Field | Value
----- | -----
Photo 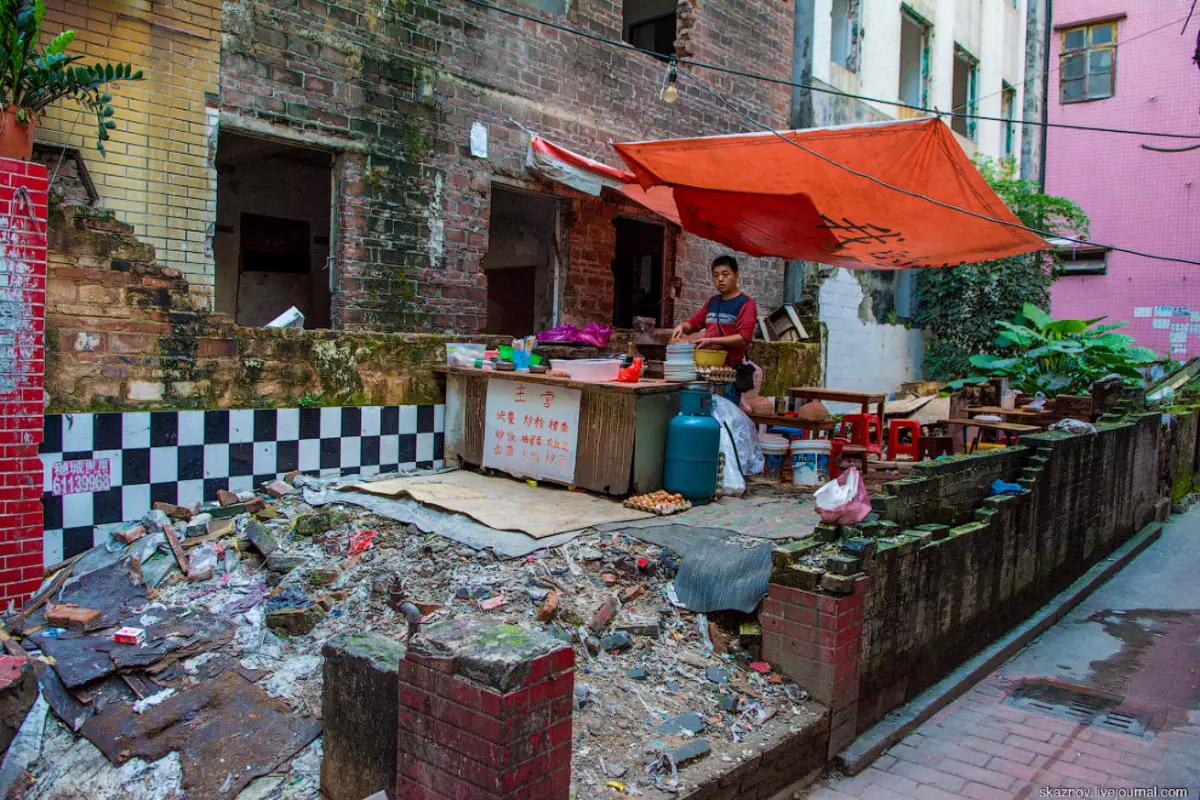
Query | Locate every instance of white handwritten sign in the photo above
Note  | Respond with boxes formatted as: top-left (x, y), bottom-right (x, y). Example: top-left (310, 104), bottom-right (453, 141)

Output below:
top-left (51, 459), bottom-right (111, 496)
top-left (482, 380), bottom-right (582, 484)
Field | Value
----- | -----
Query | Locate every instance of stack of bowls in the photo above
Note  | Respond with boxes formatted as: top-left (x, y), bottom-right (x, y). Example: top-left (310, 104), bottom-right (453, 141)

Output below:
top-left (663, 342), bottom-right (697, 382)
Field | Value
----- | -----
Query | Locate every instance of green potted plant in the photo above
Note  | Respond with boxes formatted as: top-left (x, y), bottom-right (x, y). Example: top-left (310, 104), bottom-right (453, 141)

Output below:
top-left (0, 0), bottom-right (143, 160)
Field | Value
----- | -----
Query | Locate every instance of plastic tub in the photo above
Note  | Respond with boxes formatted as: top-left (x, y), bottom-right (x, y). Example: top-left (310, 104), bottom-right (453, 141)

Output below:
top-left (694, 349), bottom-right (728, 367)
top-left (760, 439), bottom-right (790, 481)
top-left (548, 358), bottom-right (621, 382)
top-left (791, 439), bottom-right (832, 487)
top-left (446, 342), bottom-right (485, 368)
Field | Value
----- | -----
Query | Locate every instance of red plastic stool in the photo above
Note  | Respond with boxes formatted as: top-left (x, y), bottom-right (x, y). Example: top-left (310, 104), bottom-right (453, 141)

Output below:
top-left (887, 419), bottom-right (921, 461)
top-left (836, 413), bottom-right (882, 458)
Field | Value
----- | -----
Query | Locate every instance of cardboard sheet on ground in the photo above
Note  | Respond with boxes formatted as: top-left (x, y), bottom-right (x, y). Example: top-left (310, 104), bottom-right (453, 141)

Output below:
top-left (343, 471), bottom-right (649, 538)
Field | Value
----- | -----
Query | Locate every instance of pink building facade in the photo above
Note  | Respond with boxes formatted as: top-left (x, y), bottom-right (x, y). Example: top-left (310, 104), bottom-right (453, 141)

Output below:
top-left (1046, 0), bottom-right (1200, 358)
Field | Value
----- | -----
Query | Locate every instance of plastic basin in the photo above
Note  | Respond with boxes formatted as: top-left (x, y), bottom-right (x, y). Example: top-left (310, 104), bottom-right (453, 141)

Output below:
top-left (695, 349), bottom-right (728, 367)
top-left (548, 358), bottom-right (621, 382)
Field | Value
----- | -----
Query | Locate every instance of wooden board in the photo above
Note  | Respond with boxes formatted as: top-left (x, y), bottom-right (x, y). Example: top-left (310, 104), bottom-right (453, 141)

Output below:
top-left (344, 471), bottom-right (651, 538)
top-left (939, 418), bottom-right (1042, 433)
top-left (434, 366), bottom-right (681, 395)
top-left (787, 386), bottom-right (887, 405)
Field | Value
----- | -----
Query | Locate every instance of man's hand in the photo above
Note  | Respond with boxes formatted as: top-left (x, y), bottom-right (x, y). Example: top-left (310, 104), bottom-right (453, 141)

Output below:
top-left (695, 338), bottom-right (713, 349)
top-left (671, 323), bottom-right (688, 340)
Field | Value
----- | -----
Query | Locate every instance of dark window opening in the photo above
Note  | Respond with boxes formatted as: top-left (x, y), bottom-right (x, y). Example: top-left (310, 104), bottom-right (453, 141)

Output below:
top-left (1058, 246), bottom-right (1108, 275)
top-left (623, 0), bottom-right (676, 58)
top-left (898, 8), bottom-right (930, 109)
top-left (482, 186), bottom-right (560, 336)
top-left (612, 217), bottom-right (665, 329)
top-left (951, 46), bottom-right (978, 139)
top-left (831, 0), bottom-right (856, 71)
top-left (215, 131), bottom-right (334, 328)
top-left (1001, 83), bottom-right (1017, 158)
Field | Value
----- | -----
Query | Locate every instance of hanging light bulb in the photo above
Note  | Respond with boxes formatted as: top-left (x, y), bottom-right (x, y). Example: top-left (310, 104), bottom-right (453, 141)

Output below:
top-left (661, 59), bottom-right (679, 104)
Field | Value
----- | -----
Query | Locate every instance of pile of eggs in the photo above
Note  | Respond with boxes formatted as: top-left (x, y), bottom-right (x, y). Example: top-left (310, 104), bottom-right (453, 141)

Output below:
top-left (624, 490), bottom-right (692, 515)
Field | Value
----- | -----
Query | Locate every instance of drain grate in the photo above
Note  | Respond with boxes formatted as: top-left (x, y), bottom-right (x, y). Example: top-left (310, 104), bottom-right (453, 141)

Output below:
top-left (1003, 682), bottom-right (1152, 740)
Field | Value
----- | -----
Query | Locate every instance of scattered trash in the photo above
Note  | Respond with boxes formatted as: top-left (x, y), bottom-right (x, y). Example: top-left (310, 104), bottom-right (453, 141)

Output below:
top-left (264, 305), bottom-right (305, 329)
top-left (348, 529), bottom-right (378, 556)
top-left (132, 688), bottom-right (175, 714)
top-left (112, 627), bottom-right (145, 646)
top-left (814, 468), bottom-right (872, 525)
top-left (1050, 418), bottom-right (1097, 435)
top-left (990, 479), bottom-right (1025, 496)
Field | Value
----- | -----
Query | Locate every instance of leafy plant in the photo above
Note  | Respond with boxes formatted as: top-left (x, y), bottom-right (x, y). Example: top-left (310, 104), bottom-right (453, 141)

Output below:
top-left (0, 0), bottom-right (143, 153)
top-left (947, 302), bottom-right (1158, 396)
top-left (916, 157), bottom-right (1090, 380)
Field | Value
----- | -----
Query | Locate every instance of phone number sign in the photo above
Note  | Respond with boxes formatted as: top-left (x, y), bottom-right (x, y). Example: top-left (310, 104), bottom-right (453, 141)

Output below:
top-left (482, 380), bottom-right (582, 484)
top-left (51, 459), bottom-right (112, 496)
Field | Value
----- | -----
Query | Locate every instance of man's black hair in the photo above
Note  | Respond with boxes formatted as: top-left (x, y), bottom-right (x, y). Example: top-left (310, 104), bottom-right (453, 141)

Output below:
top-left (711, 255), bottom-right (739, 273)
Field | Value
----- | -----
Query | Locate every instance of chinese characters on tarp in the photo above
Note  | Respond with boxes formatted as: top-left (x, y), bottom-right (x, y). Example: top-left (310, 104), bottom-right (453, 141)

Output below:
top-left (482, 380), bottom-right (583, 483)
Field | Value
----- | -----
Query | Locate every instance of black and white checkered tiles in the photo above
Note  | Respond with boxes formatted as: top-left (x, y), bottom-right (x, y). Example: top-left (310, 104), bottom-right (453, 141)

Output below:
top-left (39, 405), bottom-right (445, 565)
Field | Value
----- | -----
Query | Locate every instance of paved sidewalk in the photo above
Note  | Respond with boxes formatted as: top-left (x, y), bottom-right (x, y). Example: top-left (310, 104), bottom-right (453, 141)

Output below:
top-left (804, 508), bottom-right (1200, 799)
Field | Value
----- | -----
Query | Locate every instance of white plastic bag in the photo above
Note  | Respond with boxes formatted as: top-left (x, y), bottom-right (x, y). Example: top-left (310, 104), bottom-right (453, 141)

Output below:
top-left (712, 395), bottom-right (764, 476)
top-left (814, 468), bottom-right (872, 525)
top-left (717, 423), bottom-right (745, 497)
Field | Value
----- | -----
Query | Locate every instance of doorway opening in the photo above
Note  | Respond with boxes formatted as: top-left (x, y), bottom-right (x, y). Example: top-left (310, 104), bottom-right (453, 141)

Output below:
top-left (482, 186), bottom-right (559, 336)
top-left (214, 131), bottom-right (334, 328)
top-left (612, 217), bottom-right (665, 329)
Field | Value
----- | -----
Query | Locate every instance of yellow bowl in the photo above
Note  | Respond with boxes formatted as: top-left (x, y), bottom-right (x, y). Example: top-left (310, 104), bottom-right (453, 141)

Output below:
top-left (694, 349), bottom-right (728, 367)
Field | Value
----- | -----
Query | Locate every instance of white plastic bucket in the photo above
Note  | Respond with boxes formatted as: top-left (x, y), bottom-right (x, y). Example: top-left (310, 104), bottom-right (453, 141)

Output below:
top-left (791, 439), bottom-right (832, 487)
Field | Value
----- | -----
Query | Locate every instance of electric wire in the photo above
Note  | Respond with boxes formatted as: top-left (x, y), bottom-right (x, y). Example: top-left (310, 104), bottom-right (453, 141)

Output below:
top-left (672, 64), bottom-right (1200, 267)
top-left (460, 0), bottom-right (1200, 140)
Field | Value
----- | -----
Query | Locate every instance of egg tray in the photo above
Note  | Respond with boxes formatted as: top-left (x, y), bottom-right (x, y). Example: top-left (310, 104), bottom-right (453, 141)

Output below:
top-left (624, 491), bottom-right (693, 516)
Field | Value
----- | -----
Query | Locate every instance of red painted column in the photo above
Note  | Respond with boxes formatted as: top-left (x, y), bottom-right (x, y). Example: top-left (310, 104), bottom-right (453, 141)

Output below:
top-left (396, 618), bottom-right (574, 800)
top-left (0, 158), bottom-right (47, 605)
top-left (762, 577), bottom-right (866, 759)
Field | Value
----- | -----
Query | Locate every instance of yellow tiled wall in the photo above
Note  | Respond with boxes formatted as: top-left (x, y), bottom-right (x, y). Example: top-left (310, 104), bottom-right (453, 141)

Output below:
top-left (37, 0), bottom-right (219, 296)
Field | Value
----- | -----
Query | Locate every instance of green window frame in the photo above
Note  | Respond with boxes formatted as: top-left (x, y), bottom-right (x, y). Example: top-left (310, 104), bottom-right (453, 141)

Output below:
top-left (1061, 21), bottom-right (1116, 103)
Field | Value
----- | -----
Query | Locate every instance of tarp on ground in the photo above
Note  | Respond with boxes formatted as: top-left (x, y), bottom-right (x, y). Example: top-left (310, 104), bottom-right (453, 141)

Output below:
top-left (613, 117), bottom-right (1049, 269)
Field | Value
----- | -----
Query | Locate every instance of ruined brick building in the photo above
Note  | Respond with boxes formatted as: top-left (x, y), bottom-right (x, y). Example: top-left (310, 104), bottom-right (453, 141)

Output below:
top-left (37, 0), bottom-right (796, 335)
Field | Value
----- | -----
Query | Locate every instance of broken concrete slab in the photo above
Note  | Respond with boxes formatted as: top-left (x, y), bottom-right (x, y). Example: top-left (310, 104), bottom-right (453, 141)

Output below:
top-left (409, 617), bottom-right (569, 694)
top-left (266, 607), bottom-right (324, 637)
top-left (656, 711), bottom-right (704, 736)
top-left (244, 520), bottom-right (278, 558)
top-left (79, 670), bottom-right (321, 799)
top-left (599, 632), bottom-right (633, 653)
top-left (667, 738), bottom-right (711, 766)
top-left (320, 633), bottom-right (406, 800)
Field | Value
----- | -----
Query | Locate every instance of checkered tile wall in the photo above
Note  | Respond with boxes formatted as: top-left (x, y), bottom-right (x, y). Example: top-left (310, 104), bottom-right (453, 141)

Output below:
top-left (39, 405), bottom-right (445, 565)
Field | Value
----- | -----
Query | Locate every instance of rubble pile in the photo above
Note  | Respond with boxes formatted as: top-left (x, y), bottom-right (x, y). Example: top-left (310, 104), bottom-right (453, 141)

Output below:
top-left (0, 471), bottom-right (826, 799)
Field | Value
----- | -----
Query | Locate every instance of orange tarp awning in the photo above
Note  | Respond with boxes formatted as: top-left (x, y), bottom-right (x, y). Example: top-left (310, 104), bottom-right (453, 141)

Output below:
top-left (613, 118), bottom-right (1048, 269)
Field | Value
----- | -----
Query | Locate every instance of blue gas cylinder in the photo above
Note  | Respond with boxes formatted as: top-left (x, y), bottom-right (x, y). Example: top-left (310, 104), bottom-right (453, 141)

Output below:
top-left (664, 386), bottom-right (722, 503)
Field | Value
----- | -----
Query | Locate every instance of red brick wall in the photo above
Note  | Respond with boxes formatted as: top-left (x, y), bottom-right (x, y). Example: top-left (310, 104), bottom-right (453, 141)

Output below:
top-left (220, 0), bottom-right (793, 333)
top-left (0, 159), bottom-right (49, 603)
top-left (762, 578), bottom-right (867, 759)
top-left (396, 642), bottom-right (574, 799)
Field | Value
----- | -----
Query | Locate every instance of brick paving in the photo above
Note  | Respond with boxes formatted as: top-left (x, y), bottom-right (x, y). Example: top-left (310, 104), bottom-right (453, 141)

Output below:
top-left (803, 509), bottom-right (1200, 799)
top-left (804, 678), bottom-right (1200, 798)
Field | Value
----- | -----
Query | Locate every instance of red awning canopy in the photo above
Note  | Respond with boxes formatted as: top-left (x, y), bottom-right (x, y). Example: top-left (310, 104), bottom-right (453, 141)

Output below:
top-left (526, 136), bottom-right (682, 225)
top-left (613, 118), bottom-right (1048, 269)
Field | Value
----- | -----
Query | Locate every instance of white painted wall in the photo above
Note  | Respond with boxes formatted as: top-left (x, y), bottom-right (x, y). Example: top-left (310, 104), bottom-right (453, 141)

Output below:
top-left (819, 270), bottom-right (927, 400)
top-left (812, 0), bottom-right (1028, 396)
top-left (814, 0), bottom-right (1027, 164)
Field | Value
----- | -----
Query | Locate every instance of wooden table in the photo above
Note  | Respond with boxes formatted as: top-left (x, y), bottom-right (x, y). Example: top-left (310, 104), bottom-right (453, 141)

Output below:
top-left (966, 406), bottom-right (1038, 417)
top-left (939, 417), bottom-right (1042, 454)
top-left (789, 387), bottom-right (887, 438)
top-left (745, 412), bottom-right (835, 433)
top-left (433, 366), bottom-right (680, 495)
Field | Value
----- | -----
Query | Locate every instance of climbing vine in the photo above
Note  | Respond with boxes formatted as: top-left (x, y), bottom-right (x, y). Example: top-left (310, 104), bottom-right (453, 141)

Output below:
top-left (915, 157), bottom-right (1091, 380)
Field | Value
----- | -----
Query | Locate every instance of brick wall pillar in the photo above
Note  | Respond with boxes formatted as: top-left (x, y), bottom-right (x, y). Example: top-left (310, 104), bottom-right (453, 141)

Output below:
top-left (762, 578), bottom-right (866, 760)
top-left (0, 159), bottom-right (48, 604)
top-left (395, 618), bottom-right (574, 800)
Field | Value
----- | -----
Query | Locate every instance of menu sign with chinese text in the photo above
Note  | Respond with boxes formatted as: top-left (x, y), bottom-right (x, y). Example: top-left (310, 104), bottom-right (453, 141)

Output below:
top-left (482, 380), bottom-right (582, 483)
